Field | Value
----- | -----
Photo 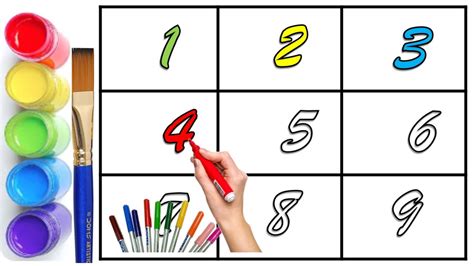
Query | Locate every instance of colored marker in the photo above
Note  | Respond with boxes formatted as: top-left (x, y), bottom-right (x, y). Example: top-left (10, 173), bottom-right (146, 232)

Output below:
top-left (169, 200), bottom-right (188, 252)
top-left (153, 201), bottom-right (161, 252)
top-left (132, 210), bottom-right (144, 252)
top-left (161, 202), bottom-right (173, 252)
top-left (123, 205), bottom-right (138, 252)
top-left (198, 227), bottom-right (221, 252)
top-left (189, 222), bottom-right (215, 253)
top-left (189, 140), bottom-right (235, 202)
top-left (144, 199), bottom-right (152, 252)
top-left (109, 216), bottom-right (128, 252)
top-left (178, 211), bottom-right (204, 252)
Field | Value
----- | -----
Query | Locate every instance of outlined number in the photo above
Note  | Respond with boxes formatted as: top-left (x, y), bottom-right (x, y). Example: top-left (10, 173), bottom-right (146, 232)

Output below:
top-left (392, 189), bottom-right (424, 237)
top-left (393, 26), bottom-right (433, 70)
top-left (281, 110), bottom-right (319, 153)
top-left (274, 24), bottom-right (308, 68)
top-left (267, 190), bottom-right (303, 237)
top-left (160, 24), bottom-right (181, 69)
top-left (408, 110), bottom-right (441, 153)
top-left (163, 109), bottom-right (197, 153)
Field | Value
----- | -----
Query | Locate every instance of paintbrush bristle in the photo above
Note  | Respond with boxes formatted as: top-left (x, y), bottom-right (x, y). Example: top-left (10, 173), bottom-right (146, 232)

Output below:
top-left (72, 48), bottom-right (94, 92)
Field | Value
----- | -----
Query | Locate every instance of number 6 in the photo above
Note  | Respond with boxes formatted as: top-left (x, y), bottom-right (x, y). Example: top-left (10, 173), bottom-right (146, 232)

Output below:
top-left (408, 110), bottom-right (441, 153)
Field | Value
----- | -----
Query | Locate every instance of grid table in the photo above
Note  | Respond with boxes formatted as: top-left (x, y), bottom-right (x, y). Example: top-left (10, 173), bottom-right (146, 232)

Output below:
top-left (99, 5), bottom-right (467, 260)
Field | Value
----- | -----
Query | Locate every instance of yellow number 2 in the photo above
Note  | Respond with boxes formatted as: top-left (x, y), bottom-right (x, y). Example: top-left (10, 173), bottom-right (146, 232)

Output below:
top-left (274, 24), bottom-right (308, 68)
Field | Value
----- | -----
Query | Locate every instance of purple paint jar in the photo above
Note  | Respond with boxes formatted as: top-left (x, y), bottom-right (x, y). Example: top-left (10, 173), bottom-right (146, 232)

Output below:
top-left (6, 203), bottom-right (71, 258)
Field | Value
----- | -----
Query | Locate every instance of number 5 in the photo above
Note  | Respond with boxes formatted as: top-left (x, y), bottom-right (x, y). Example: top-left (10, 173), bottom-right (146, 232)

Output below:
top-left (281, 110), bottom-right (319, 153)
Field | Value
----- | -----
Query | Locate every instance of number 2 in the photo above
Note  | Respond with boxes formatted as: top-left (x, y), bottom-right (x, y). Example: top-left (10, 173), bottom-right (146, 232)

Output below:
top-left (393, 26), bottom-right (433, 70)
top-left (160, 24), bottom-right (181, 69)
top-left (281, 110), bottom-right (319, 153)
top-left (274, 24), bottom-right (308, 68)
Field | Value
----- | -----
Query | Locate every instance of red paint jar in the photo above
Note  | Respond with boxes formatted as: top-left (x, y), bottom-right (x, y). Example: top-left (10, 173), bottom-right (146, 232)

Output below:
top-left (5, 13), bottom-right (70, 69)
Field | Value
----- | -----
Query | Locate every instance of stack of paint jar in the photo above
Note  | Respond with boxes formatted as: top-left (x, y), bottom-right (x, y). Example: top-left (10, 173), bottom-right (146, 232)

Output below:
top-left (3, 13), bottom-right (72, 258)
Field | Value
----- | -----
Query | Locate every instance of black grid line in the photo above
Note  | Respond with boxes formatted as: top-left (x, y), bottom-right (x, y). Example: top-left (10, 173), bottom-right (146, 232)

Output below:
top-left (98, 5), bottom-right (467, 261)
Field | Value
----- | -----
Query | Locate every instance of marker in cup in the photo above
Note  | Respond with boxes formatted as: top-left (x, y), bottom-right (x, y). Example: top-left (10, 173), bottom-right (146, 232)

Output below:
top-left (132, 210), bottom-right (144, 252)
top-left (169, 200), bottom-right (188, 252)
top-left (144, 199), bottom-right (152, 252)
top-left (153, 201), bottom-right (161, 252)
top-left (161, 202), bottom-right (173, 252)
top-left (178, 211), bottom-right (204, 252)
top-left (197, 227), bottom-right (221, 252)
top-left (123, 205), bottom-right (137, 252)
top-left (189, 222), bottom-right (215, 253)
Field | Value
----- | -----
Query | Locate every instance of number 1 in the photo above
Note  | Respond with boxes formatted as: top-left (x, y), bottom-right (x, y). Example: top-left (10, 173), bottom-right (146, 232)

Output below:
top-left (160, 25), bottom-right (181, 69)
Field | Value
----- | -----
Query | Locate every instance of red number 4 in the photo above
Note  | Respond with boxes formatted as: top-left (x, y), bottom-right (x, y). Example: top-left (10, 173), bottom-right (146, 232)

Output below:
top-left (163, 109), bottom-right (198, 153)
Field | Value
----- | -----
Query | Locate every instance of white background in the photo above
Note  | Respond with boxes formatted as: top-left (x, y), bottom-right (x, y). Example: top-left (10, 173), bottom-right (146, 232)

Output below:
top-left (220, 8), bottom-right (340, 90)
top-left (344, 8), bottom-right (464, 90)
top-left (102, 92), bottom-right (216, 174)
top-left (1, 1), bottom-right (473, 266)
top-left (344, 176), bottom-right (464, 258)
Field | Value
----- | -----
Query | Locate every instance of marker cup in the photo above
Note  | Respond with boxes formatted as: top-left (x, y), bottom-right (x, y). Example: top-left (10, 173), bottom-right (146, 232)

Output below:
top-left (6, 62), bottom-right (70, 112)
top-left (5, 13), bottom-right (70, 68)
top-left (6, 203), bottom-right (72, 258)
top-left (5, 111), bottom-right (70, 158)
top-left (6, 158), bottom-right (71, 207)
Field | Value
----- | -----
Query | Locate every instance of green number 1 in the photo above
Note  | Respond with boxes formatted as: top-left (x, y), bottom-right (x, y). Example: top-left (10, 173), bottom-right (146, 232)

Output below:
top-left (160, 25), bottom-right (181, 69)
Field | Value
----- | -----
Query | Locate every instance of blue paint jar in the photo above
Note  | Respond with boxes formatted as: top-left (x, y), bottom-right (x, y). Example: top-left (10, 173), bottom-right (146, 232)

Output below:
top-left (6, 158), bottom-right (71, 207)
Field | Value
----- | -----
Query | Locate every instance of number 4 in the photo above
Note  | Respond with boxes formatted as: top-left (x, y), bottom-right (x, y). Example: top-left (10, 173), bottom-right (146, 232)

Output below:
top-left (281, 110), bottom-right (319, 153)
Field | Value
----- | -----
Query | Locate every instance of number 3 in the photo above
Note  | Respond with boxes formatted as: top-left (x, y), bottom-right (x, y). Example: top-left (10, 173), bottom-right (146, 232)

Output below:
top-left (281, 110), bottom-right (319, 153)
top-left (393, 26), bottom-right (434, 70)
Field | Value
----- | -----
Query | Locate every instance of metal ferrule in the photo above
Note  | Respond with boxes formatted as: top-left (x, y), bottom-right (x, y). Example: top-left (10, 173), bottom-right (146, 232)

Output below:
top-left (161, 229), bottom-right (170, 252)
top-left (146, 227), bottom-right (152, 252)
top-left (195, 243), bottom-right (206, 253)
top-left (153, 229), bottom-right (160, 252)
top-left (129, 231), bottom-right (137, 252)
top-left (178, 235), bottom-right (190, 252)
top-left (72, 91), bottom-right (94, 166)
top-left (118, 239), bottom-right (128, 252)
top-left (136, 236), bottom-right (144, 252)
top-left (169, 227), bottom-right (180, 252)
top-left (188, 243), bottom-right (198, 253)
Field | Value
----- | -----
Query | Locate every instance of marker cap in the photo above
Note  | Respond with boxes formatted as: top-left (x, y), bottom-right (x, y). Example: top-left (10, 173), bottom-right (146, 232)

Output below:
top-left (176, 201), bottom-right (188, 228)
top-left (123, 205), bottom-right (134, 232)
top-left (132, 210), bottom-right (142, 236)
top-left (164, 202), bottom-right (173, 229)
top-left (195, 222), bottom-right (215, 246)
top-left (154, 201), bottom-right (161, 229)
top-left (144, 199), bottom-right (151, 227)
top-left (187, 211), bottom-right (204, 236)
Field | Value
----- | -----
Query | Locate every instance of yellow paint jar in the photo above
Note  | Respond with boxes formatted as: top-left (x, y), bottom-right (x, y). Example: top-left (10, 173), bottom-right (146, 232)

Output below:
top-left (5, 62), bottom-right (69, 112)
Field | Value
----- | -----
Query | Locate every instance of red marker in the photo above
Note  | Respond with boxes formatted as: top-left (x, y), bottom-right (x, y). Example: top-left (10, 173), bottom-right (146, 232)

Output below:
top-left (144, 199), bottom-right (152, 252)
top-left (189, 140), bottom-right (235, 203)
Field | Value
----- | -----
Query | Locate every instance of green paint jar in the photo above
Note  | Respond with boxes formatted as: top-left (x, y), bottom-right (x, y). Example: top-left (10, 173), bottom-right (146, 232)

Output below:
top-left (5, 111), bottom-right (70, 158)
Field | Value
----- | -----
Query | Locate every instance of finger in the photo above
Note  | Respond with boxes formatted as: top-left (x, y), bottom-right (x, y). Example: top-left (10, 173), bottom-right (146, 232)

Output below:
top-left (193, 158), bottom-right (221, 198)
top-left (199, 149), bottom-right (239, 174)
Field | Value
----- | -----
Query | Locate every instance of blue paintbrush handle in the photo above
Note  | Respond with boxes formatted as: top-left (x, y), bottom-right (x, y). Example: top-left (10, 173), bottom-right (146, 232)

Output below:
top-left (74, 165), bottom-right (93, 263)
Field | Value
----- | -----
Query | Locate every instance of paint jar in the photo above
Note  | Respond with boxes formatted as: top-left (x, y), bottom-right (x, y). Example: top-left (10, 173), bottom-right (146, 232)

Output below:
top-left (5, 13), bottom-right (70, 69)
top-left (5, 62), bottom-right (70, 112)
top-left (6, 158), bottom-right (71, 207)
top-left (6, 203), bottom-right (72, 258)
top-left (5, 111), bottom-right (70, 158)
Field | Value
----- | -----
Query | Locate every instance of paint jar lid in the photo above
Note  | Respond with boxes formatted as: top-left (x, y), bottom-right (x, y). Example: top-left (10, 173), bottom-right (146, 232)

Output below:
top-left (4, 13), bottom-right (57, 60)
top-left (6, 207), bottom-right (61, 257)
top-left (5, 62), bottom-right (55, 105)
top-left (6, 159), bottom-right (59, 207)
top-left (4, 111), bottom-right (58, 158)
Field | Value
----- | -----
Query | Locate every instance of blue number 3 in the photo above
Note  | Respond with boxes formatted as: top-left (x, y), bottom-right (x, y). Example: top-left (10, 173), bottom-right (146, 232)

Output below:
top-left (393, 26), bottom-right (433, 70)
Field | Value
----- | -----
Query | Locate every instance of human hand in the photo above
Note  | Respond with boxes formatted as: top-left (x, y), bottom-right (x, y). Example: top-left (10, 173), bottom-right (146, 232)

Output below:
top-left (191, 149), bottom-right (260, 252)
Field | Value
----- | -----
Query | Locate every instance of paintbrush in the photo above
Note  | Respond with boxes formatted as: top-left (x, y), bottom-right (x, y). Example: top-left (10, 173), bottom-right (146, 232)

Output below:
top-left (72, 48), bottom-right (94, 263)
